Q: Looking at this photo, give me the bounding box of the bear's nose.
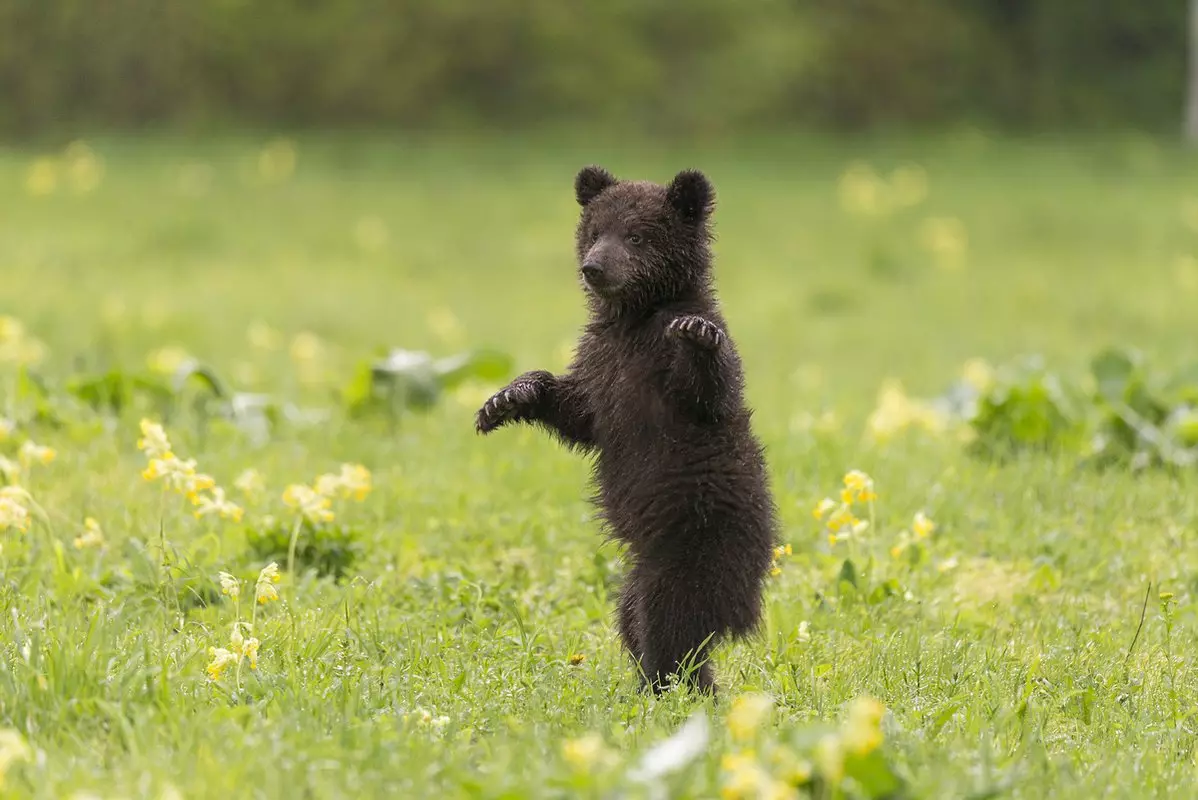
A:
[581,262,605,285]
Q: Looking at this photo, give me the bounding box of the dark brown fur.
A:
[475,166,777,694]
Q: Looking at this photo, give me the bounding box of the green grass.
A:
[1,131,1198,798]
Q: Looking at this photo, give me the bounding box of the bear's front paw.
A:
[475,371,552,434]
[666,315,724,350]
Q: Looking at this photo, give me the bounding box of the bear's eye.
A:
[626,233,643,246]
[588,230,600,244]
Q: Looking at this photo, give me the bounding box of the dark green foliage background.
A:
[0,0,1186,136]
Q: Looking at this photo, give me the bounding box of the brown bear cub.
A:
[475,165,778,694]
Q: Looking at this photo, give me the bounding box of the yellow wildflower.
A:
[826,505,859,534]
[256,562,281,605]
[0,495,30,533]
[913,511,935,539]
[234,468,265,500]
[0,456,19,482]
[336,463,372,501]
[73,517,105,549]
[0,728,32,789]
[247,321,282,352]
[841,696,885,756]
[145,346,191,376]
[242,637,260,670]
[568,653,586,666]
[229,622,245,656]
[182,473,216,504]
[814,735,845,786]
[218,571,241,599]
[205,647,238,681]
[314,472,341,498]
[727,692,773,742]
[193,488,244,522]
[797,620,811,643]
[812,497,836,520]
[562,733,613,773]
[136,419,173,459]
[142,455,196,489]
[313,464,372,502]
[18,441,55,467]
[283,484,334,524]
[842,470,876,504]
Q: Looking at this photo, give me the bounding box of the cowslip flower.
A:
[73,517,104,549]
[255,562,281,605]
[136,419,173,460]
[797,620,811,643]
[0,495,30,533]
[913,511,935,539]
[234,468,265,500]
[562,733,613,773]
[219,571,241,599]
[313,464,372,501]
[812,497,836,520]
[826,505,859,534]
[193,488,244,522]
[18,441,55,467]
[0,456,19,482]
[0,728,32,789]
[727,692,773,742]
[242,637,260,670]
[841,470,876,504]
[206,647,238,681]
[181,472,216,504]
[841,696,885,756]
[335,463,371,501]
[283,484,334,524]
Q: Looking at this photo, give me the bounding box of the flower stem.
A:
[286,514,304,578]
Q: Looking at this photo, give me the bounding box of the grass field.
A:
[2,131,1198,799]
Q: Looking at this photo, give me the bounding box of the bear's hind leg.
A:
[639,575,722,695]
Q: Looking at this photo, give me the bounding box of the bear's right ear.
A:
[575,165,617,207]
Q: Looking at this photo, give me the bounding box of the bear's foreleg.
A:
[475,370,596,449]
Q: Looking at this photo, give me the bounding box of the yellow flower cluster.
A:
[73,517,105,550]
[814,697,887,785]
[0,487,31,533]
[284,463,372,525]
[813,471,876,546]
[561,733,615,774]
[0,728,32,790]
[0,315,47,366]
[890,511,937,559]
[138,420,242,521]
[769,544,792,578]
[206,622,261,682]
[865,379,948,443]
[719,693,810,800]
[17,441,55,468]
[206,563,279,686]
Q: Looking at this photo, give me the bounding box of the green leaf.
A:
[838,558,858,589]
[1090,346,1140,404]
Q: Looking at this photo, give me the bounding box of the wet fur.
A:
[476,166,777,694]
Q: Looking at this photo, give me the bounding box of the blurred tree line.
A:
[0,0,1186,136]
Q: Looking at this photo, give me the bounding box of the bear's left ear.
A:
[666,169,715,224]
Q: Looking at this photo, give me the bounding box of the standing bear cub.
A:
[475,165,778,694]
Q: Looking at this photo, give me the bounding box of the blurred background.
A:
[0,0,1191,139]
[4,0,1198,434]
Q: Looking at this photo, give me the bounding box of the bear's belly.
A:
[592,428,770,553]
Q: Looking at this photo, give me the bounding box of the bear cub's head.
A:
[573,165,715,313]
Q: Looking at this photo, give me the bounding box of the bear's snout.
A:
[581,261,608,288]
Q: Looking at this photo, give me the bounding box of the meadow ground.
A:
[1,131,1197,798]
